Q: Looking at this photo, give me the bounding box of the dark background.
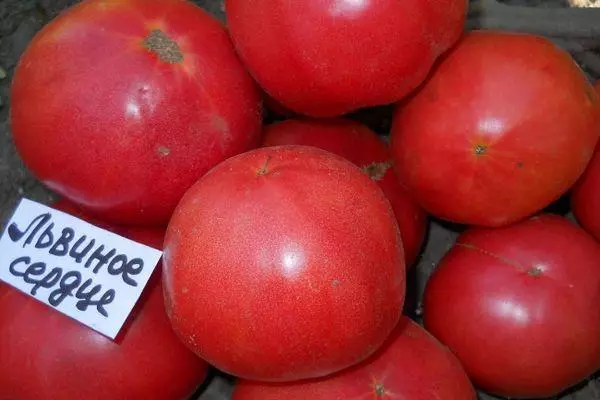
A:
[0,1,599,399]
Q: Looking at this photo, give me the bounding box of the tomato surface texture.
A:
[263,118,426,267]
[423,214,600,398]
[10,0,263,226]
[391,31,600,227]
[232,316,476,400]
[225,0,468,117]
[163,145,406,382]
[0,202,208,400]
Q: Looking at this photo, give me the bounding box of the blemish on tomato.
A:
[143,29,184,64]
[157,145,171,157]
[362,160,393,181]
[527,266,543,277]
[516,161,524,169]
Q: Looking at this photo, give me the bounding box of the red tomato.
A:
[262,118,427,266]
[10,0,263,227]
[225,0,467,117]
[391,31,600,227]
[423,214,600,398]
[232,316,476,400]
[0,201,208,400]
[571,82,600,241]
[163,145,406,382]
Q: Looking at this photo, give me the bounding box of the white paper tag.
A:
[0,198,163,339]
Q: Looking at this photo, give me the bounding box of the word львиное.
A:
[6,212,145,317]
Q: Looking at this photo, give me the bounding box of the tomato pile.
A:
[2,0,600,399]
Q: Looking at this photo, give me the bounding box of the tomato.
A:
[391,31,600,227]
[225,0,467,118]
[0,201,208,400]
[423,214,600,398]
[232,316,476,400]
[262,118,427,266]
[10,0,263,227]
[163,145,406,382]
[571,82,600,241]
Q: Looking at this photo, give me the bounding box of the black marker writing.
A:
[8,257,115,317]
[7,213,51,247]
[49,228,75,256]
[6,213,143,287]
[69,236,96,263]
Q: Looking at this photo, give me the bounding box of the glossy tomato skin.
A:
[423,214,600,398]
[163,145,406,382]
[10,0,263,227]
[0,202,208,400]
[226,0,467,117]
[571,82,600,241]
[263,118,427,267]
[232,316,476,400]
[391,31,600,227]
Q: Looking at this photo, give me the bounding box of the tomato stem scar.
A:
[374,382,386,396]
[257,156,272,176]
[474,144,488,156]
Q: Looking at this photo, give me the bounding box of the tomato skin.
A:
[163,145,406,382]
[571,82,600,241]
[225,0,467,118]
[262,118,427,267]
[0,202,208,400]
[232,316,476,400]
[10,0,263,227]
[391,31,600,227]
[423,214,600,398]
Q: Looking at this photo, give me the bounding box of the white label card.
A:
[0,198,163,339]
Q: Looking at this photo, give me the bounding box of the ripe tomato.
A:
[423,214,600,398]
[225,0,467,117]
[0,201,208,400]
[163,145,406,382]
[232,316,476,400]
[262,118,427,266]
[10,0,263,227]
[571,82,600,241]
[391,31,600,227]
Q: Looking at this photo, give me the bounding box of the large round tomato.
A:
[423,214,600,398]
[571,82,600,241]
[225,0,467,118]
[0,202,208,400]
[232,316,476,399]
[262,118,427,266]
[163,145,406,382]
[391,31,600,227]
[10,0,263,227]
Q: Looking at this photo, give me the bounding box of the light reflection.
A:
[125,100,141,121]
[493,298,529,324]
[281,244,305,279]
[477,117,505,138]
[330,0,369,16]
